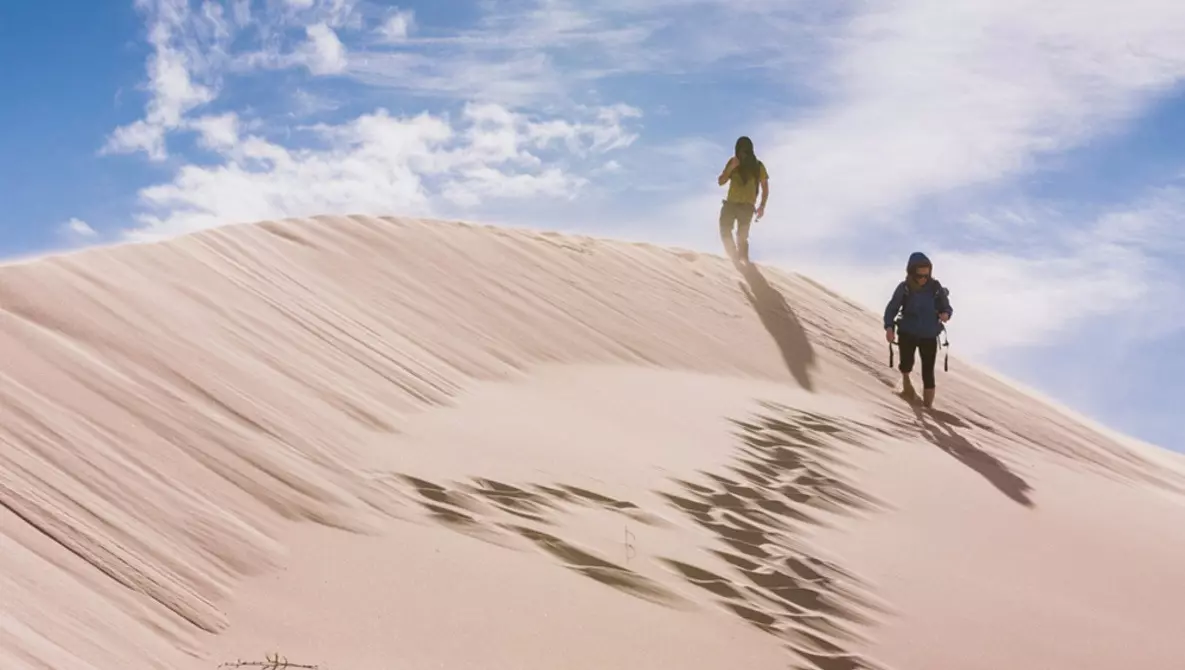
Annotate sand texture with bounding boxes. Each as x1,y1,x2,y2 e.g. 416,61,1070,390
1,214,1184,670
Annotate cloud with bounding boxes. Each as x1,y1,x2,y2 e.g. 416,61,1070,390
726,0,1185,247
103,0,370,160
377,7,414,41
188,112,240,150
613,0,1185,369
59,218,98,240
81,0,1185,450
100,0,1185,366
99,1,643,242
101,0,222,160
299,23,348,74
123,102,640,240
773,182,1185,359
287,88,341,118
340,0,827,106
101,0,812,165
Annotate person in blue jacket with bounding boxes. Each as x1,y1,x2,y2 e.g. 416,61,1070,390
883,252,953,408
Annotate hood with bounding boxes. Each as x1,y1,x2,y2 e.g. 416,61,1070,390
906,251,932,272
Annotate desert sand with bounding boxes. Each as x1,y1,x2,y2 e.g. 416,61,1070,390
1,214,1184,670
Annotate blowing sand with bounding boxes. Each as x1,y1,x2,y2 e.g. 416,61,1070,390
2,214,1184,670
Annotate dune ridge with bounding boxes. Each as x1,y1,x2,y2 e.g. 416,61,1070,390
1,214,1183,669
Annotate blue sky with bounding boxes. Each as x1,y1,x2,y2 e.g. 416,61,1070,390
2,0,1184,452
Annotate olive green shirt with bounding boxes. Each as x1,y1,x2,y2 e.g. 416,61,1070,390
725,160,768,205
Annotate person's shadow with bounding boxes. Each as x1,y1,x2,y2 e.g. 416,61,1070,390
901,391,1034,507
736,262,816,392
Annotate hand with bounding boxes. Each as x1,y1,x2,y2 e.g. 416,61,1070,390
727,156,739,169
938,312,950,323
884,328,895,343
755,204,765,220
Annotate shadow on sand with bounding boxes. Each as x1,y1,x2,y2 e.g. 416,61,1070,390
392,474,681,605
657,403,893,670
899,391,1035,507
388,402,894,669
736,262,817,392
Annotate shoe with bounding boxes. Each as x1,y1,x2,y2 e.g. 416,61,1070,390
923,388,935,408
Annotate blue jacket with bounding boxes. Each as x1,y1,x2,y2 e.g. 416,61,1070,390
883,255,953,338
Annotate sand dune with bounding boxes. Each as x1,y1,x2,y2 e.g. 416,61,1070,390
1,214,1184,670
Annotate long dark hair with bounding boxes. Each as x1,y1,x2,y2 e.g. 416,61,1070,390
734,136,760,184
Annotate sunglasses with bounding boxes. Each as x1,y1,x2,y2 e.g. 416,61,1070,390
912,270,931,279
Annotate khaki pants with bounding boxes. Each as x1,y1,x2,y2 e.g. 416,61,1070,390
719,200,755,261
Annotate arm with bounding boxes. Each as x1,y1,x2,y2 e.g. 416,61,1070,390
936,286,953,320
756,163,770,217
717,157,738,186
883,283,906,330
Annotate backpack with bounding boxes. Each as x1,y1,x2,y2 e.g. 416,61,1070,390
888,280,951,372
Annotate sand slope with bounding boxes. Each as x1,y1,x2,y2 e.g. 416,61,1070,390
1,215,1183,670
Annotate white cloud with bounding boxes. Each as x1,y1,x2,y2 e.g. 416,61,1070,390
377,8,414,41
613,0,1185,365
101,0,222,160
104,0,370,161
229,0,251,26
85,0,1185,454
287,88,341,118
772,184,1185,358
340,0,821,106
123,102,640,240
299,22,348,75
101,1,647,242
100,0,1185,367
188,112,240,150
59,218,98,240
276,0,361,28
722,0,1185,247
343,50,567,107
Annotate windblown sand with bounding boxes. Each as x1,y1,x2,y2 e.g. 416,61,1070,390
2,215,1184,670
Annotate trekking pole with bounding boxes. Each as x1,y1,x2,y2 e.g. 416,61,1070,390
940,326,950,371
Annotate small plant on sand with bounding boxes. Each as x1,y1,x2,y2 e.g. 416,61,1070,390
218,651,322,669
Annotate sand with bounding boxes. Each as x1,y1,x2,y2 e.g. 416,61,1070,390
1,214,1184,670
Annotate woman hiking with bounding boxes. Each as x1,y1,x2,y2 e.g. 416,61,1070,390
717,136,769,264
883,252,953,408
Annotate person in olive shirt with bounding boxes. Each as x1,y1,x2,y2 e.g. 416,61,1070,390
716,135,769,264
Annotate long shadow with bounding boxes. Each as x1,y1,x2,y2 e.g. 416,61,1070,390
395,474,684,604
656,404,892,670
903,396,1034,507
390,404,892,669
737,262,817,391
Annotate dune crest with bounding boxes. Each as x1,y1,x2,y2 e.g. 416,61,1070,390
1,215,1183,669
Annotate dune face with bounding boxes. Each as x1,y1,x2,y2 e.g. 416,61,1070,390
1,215,1184,670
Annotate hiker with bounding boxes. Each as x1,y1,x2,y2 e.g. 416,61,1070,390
716,136,769,264
883,252,953,408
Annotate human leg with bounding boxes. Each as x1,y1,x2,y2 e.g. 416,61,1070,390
917,336,939,406
718,202,739,259
734,206,755,262
896,331,919,394
918,336,938,389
